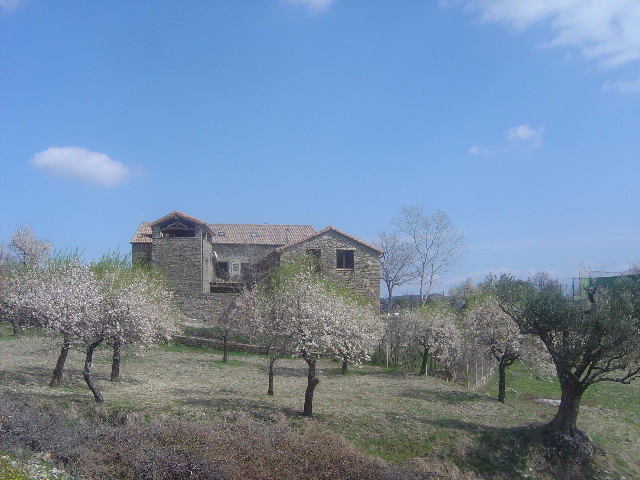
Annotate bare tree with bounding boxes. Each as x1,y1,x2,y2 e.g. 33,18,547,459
373,231,416,311
392,205,466,305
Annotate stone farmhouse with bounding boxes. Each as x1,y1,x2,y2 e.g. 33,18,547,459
131,211,382,323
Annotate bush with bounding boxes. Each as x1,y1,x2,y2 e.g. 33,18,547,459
0,396,476,480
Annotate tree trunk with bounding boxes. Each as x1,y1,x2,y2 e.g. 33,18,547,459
222,334,228,363
268,356,275,396
50,337,70,387
419,346,430,376
544,368,593,460
497,360,506,403
546,371,586,437
110,340,121,382
303,356,319,417
341,355,348,374
12,318,19,337
83,339,104,403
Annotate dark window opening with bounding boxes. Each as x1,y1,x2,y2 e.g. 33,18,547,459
160,221,196,238
336,250,354,269
215,262,229,281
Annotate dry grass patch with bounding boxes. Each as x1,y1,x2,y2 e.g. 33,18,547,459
1,334,637,479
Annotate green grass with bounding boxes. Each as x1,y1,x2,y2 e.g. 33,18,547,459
0,456,28,480
0,324,45,339
3,336,639,480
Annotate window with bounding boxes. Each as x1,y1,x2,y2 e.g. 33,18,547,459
336,250,354,269
215,262,229,281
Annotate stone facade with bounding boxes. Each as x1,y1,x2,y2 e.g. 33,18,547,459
274,227,381,306
131,211,382,324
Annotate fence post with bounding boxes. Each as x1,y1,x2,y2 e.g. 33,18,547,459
466,363,469,390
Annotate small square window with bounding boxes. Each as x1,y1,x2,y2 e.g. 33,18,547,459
336,250,354,269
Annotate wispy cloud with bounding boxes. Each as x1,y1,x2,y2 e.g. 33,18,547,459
30,146,136,187
603,76,640,94
469,123,543,156
444,0,640,93
0,0,23,13
282,0,335,12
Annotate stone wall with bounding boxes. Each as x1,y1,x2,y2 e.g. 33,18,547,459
152,237,205,294
279,230,380,306
202,240,214,289
132,243,151,265
173,291,238,323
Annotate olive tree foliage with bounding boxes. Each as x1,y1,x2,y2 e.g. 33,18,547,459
493,273,640,457
373,231,416,312
392,205,467,305
405,303,461,377
230,255,382,415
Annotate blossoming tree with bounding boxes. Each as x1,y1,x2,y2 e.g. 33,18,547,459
21,251,177,401
464,294,525,403
231,255,382,415
406,303,460,377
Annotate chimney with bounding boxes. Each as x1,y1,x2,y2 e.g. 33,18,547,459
285,228,289,244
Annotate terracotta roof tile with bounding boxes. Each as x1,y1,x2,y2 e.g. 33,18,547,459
207,224,315,245
131,222,152,244
149,211,208,228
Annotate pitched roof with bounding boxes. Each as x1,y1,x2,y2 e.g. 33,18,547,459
207,223,315,245
275,226,383,254
131,222,152,244
130,215,315,246
149,211,209,228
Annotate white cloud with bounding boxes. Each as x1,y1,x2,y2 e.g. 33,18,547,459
468,123,543,156
445,0,640,93
282,0,335,12
468,145,491,155
30,146,135,187
506,123,543,146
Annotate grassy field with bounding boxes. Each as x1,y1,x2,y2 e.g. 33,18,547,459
1,329,639,479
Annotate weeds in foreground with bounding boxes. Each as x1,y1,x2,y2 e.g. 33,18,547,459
0,456,28,480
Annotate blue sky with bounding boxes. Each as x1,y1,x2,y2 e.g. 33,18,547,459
1,0,639,295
